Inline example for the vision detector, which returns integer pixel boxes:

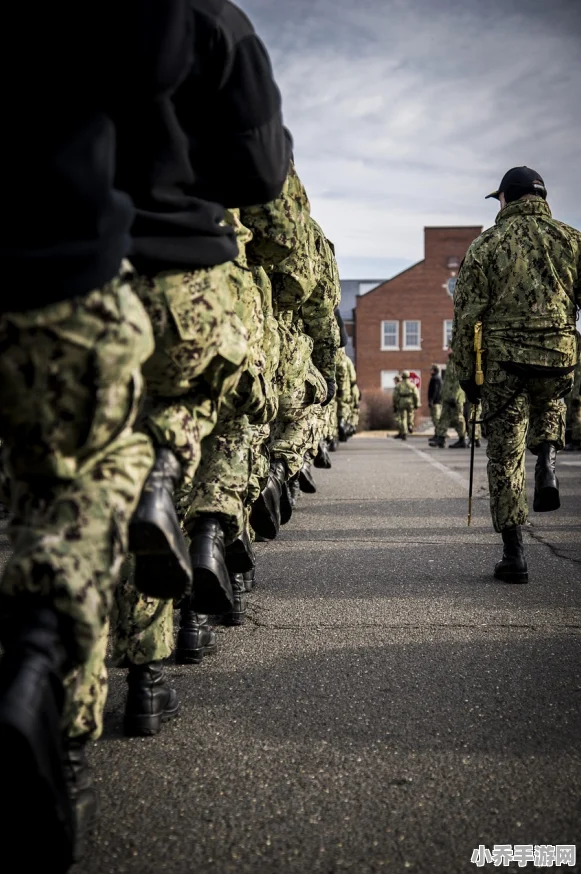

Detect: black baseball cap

[485,166,546,202]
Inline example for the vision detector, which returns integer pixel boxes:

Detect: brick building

[354,226,482,416]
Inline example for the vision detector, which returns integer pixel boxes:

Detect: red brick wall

[355,226,482,416]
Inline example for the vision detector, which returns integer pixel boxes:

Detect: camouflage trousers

[182,411,253,542]
[0,274,154,668]
[271,409,321,477]
[248,424,271,507]
[430,403,442,429]
[436,399,466,439]
[64,558,174,740]
[396,399,416,436]
[133,265,248,499]
[482,363,571,532]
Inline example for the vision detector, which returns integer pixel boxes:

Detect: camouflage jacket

[452,197,581,381]
[300,220,341,381]
[393,377,420,409]
[241,160,310,269]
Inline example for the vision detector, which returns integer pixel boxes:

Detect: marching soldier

[392,371,420,440]
[452,166,581,583]
[429,353,468,448]
[427,364,443,436]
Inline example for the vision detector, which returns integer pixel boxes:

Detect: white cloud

[238,0,581,273]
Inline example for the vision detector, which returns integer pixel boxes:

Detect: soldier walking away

[427,364,443,437]
[452,167,581,584]
[564,335,581,451]
[0,3,191,869]
[428,353,468,448]
[392,371,420,440]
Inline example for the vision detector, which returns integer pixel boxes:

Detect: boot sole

[0,723,74,870]
[175,641,218,665]
[190,567,234,615]
[130,521,192,600]
[250,505,279,540]
[298,474,317,494]
[215,611,245,627]
[494,570,529,584]
[123,702,180,737]
[533,486,560,513]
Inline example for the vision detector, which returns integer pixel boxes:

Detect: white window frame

[403,320,421,351]
[381,320,399,351]
[381,370,400,391]
[443,319,453,350]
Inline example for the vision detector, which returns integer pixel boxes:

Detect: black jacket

[428,373,443,405]
[118,0,292,275]
[0,1,192,312]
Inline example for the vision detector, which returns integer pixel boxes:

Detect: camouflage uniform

[565,341,581,446]
[435,358,467,440]
[336,349,352,426]
[243,164,340,479]
[182,210,271,542]
[346,356,361,432]
[452,196,581,531]
[0,272,155,738]
[393,376,420,437]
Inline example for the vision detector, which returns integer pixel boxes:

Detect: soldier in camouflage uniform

[345,355,361,436]
[243,164,340,535]
[564,335,581,451]
[452,167,581,583]
[392,371,420,440]
[336,347,352,442]
[0,5,193,866]
[429,355,468,448]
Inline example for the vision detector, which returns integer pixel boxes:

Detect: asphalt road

[3,435,581,873]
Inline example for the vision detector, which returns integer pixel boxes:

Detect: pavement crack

[525,526,581,566]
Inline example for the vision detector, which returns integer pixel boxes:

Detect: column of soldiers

[0,3,362,872]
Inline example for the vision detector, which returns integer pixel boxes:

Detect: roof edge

[359,259,425,294]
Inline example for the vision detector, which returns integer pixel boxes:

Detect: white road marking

[405,444,471,490]
[560,461,581,466]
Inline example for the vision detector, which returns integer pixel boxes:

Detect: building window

[443,319,453,349]
[381,371,400,391]
[381,320,399,350]
[403,320,421,350]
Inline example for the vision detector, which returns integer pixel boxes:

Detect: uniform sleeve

[301,228,341,382]
[413,385,421,408]
[451,242,491,381]
[241,162,309,267]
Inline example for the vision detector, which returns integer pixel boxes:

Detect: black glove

[460,378,482,404]
[321,378,336,407]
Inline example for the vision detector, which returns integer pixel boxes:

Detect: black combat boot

[327,436,339,452]
[243,569,256,592]
[0,606,74,872]
[449,437,469,448]
[494,526,529,583]
[129,448,192,600]
[250,462,284,540]
[298,461,317,494]
[314,439,332,469]
[392,433,403,439]
[533,442,560,512]
[288,475,301,508]
[176,613,217,665]
[188,516,234,615]
[123,661,180,736]
[218,574,247,627]
[280,480,293,525]
[338,420,348,442]
[400,433,407,441]
[62,738,99,862]
[225,527,255,574]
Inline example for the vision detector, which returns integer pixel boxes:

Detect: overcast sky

[237,0,581,279]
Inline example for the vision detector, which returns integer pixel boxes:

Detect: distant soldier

[427,364,443,436]
[452,166,581,583]
[429,354,468,448]
[392,371,420,440]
